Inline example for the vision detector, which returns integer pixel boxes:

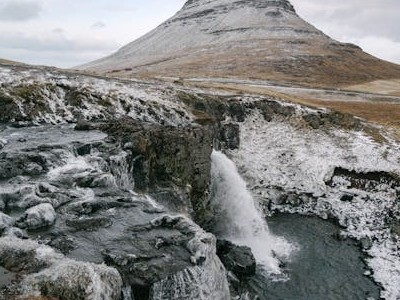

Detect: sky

[0,0,399,68]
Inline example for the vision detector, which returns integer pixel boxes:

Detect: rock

[75,143,92,156]
[47,233,76,255]
[303,113,324,129]
[16,203,56,230]
[0,152,47,179]
[150,254,230,300]
[102,213,225,296]
[340,193,354,202]
[216,240,256,279]
[74,120,101,131]
[2,227,28,239]
[0,212,13,234]
[216,123,240,150]
[0,237,62,272]
[22,260,122,300]
[103,120,213,225]
[391,221,400,238]
[0,92,21,123]
[0,138,7,150]
[66,216,113,231]
[359,237,373,250]
[0,237,122,300]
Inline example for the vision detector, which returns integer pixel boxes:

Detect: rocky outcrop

[102,119,214,224]
[0,123,230,300]
[0,64,192,126]
[326,167,400,192]
[216,240,256,279]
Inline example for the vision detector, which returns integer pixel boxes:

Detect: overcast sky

[0,0,399,68]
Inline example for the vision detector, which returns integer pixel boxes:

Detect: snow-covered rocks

[0,65,193,126]
[16,203,56,230]
[0,212,13,233]
[21,260,123,300]
[230,111,400,299]
[0,237,122,300]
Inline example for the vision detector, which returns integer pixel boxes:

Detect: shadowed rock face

[81,0,400,87]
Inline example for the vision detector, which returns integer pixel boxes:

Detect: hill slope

[80,0,400,87]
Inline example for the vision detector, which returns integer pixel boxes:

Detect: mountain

[80,0,400,87]
[0,58,23,66]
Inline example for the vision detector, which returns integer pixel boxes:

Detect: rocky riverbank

[1,62,400,299]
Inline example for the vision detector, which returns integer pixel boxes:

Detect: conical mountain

[81,0,400,87]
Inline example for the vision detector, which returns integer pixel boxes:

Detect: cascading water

[210,150,295,276]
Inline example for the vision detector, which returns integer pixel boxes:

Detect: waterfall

[210,150,295,276]
[108,151,133,191]
[151,256,230,300]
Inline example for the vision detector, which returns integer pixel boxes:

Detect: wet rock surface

[0,123,229,300]
[217,240,256,279]
[102,119,214,225]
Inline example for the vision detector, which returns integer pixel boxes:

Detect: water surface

[248,214,380,300]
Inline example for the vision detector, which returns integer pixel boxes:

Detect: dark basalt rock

[215,123,240,150]
[0,92,21,123]
[0,152,47,179]
[303,111,362,130]
[102,119,214,225]
[217,240,256,279]
[326,167,400,191]
[65,216,113,232]
[340,193,354,202]
[74,120,102,131]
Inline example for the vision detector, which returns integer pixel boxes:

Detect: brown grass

[186,81,400,141]
[302,100,400,128]
[346,79,400,97]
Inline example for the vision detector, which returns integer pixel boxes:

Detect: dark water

[247,214,380,300]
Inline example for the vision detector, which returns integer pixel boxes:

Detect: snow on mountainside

[80,0,400,87]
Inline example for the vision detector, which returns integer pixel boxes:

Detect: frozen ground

[231,112,400,299]
[0,65,193,125]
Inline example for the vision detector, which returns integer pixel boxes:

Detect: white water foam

[210,150,295,277]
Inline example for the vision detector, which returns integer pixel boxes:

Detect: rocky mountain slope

[80,0,400,87]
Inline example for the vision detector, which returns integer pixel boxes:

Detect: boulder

[16,203,56,230]
[0,212,13,234]
[22,260,122,300]
[216,240,256,279]
[0,237,122,300]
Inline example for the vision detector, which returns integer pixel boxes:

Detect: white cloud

[0,29,118,67]
[0,0,42,22]
[347,36,400,65]
[290,0,400,64]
